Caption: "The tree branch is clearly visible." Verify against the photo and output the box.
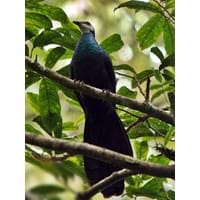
[25,133,175,179]
[25,57,174,125]
[76,169,133,200]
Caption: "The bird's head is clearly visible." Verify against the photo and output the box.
[73,21,95,36]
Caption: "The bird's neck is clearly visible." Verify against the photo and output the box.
[74,32,102,56]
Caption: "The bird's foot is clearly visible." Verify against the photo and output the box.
[74,79,84,88]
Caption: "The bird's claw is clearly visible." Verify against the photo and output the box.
[74,79,84,87]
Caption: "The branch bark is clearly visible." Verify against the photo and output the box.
[25,133,175,179]
[25,57,174,125]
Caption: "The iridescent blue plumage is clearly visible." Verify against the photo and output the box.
[70,21,133,197]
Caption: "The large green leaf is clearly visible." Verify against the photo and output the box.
[114,1,162,14]
[27,92,40,113]
[33,29,76,49]
[25,25,39,41]
[33,30,61,48]
[100,34,124,54]
[117,86,137,99]
[25,71,41,89]
[150,47,164,62]
[164,20,175,55]
[25,12,52,29]
[137,14,165,49]
[39,78,62,138]
[45,47,66,69]
[29,184,65,195]
[151,86,174,102]
[25,1,68,25]
[134,140,148,160]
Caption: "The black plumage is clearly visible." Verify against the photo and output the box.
[70,21,133,197]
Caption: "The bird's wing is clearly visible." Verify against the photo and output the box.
[103,55,116,93]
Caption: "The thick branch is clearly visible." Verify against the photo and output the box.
[76,169,133,200]
[26,133,175,179]
[25,58,174,125]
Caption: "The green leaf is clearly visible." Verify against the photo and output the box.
[29,184,65,195]
[150,80,173,90]
[164,20,175,55]
[33,29,76,50]
[114,1,162,14]
[25,71,41,89]
[165,0,175,9]
[25,25,39,41]
[100,34,124,54]
[164,126,175,145]
[126,178,166,199]
[25,12,52,29]
[114,64,136,74]
[33,30,61,48]
[27,92,40,113]
[39,78,62,137]
[117,86,137,99]
[137,14,165,49]
[159,53,175,70]
[62,122,78,131]
[154,69,163,82]
[148,155,170,165]
[25,123,42,135]
[25,1,68,25]
[162,69,175,81]
[134,140,148,160]
[150,47,164,62]
[26,152,85,181]
[45,47,66,69]
[151,86,174,102]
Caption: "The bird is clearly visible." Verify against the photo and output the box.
[70,21,133,198]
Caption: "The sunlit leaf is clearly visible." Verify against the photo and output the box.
[27,92,40,113]
[25,1,68,25]
[39,78,62,138]
[25,12,52,29]
[62,122,79,131]
[154,69,163,82]
[100,34,124,54]
[151,86,174,102]
[117,86,137,99]
[114,1,162,14]
[25,123,42,135]
[164,126,175,146]
[134,140,148,160]
[137,14,165,49]
[164,20,175,55]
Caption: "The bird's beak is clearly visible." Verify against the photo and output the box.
[73,21,81,26]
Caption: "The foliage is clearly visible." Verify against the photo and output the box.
[25,0,175,199]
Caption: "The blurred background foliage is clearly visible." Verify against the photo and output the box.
[25,0,175,199]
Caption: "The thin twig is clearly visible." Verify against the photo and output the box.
[126,115,149,133]
[145,77,151,102]
[25,58,174,125]
[153,0,175,24]
[76,169,133,200]
[116,106,141,118]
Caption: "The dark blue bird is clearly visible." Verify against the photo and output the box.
[70,21,133,198]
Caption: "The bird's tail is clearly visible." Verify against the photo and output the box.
[83,108,133,197]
